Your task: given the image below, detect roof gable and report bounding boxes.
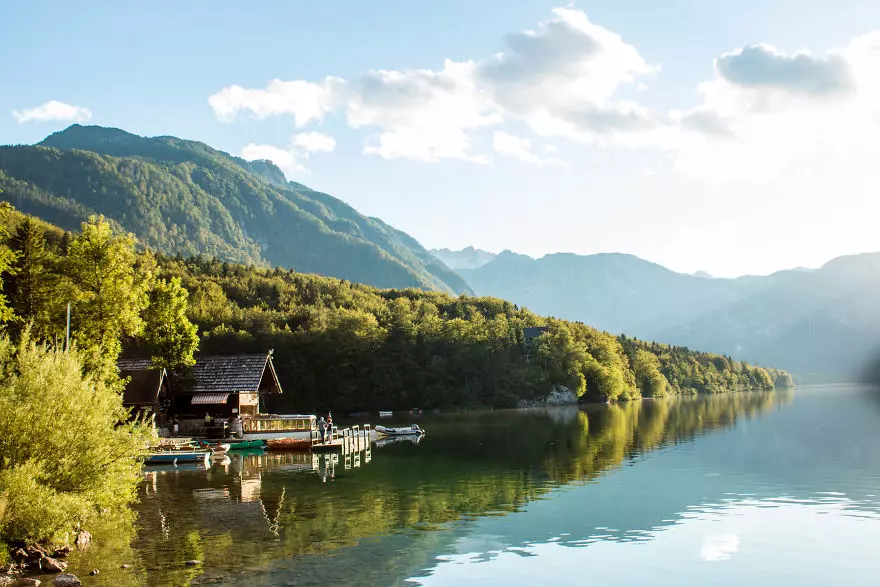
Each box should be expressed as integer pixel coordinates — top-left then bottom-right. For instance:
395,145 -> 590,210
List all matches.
179,353 -> 282,395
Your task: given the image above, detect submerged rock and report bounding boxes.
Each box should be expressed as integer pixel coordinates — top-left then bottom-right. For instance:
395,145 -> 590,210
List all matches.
14,578 -> 41,586
185,560 -> 202,566
51,576 -> 80,587
87,570 -> 98,576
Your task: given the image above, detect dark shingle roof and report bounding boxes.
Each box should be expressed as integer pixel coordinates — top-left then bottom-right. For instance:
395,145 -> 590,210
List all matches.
182,354 -> 281,395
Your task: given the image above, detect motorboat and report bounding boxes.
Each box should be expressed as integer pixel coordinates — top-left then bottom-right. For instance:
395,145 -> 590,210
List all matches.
378,411 -> 393,417
375,424 -> 425,437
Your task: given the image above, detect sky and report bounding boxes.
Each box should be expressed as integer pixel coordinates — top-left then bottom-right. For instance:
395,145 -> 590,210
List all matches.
3,0 -> 880,277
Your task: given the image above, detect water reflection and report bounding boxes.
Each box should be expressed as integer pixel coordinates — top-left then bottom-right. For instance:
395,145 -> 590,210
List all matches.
62,389 -> 845,586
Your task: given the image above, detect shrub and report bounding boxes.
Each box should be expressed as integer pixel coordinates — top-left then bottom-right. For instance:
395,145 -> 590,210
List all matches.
0,335 -> 151,544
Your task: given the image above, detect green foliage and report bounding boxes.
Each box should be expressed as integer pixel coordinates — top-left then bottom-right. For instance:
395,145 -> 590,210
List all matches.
0,124 -> 471,294
143,277 -> 199,370
0,335 -> 151,544
632,349 -> 669,397
0,202 -> 19,323
66,216 -> 150,376
5,216 -> 65,338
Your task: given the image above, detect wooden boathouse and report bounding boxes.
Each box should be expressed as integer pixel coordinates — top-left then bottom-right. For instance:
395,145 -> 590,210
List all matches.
119,351 -> 283,434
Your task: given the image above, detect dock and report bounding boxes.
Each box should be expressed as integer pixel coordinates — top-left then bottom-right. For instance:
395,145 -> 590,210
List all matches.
311,424 -> 373,455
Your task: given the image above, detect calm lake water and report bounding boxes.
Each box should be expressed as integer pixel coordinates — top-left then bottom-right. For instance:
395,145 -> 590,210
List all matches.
63,386 -> 880,586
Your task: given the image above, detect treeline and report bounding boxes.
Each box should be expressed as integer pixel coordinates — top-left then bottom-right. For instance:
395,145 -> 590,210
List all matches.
0,209 -> 792,416
158,256 -> 792,413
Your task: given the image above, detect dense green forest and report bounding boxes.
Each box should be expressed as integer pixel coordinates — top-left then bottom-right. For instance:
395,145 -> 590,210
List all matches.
0,124 -> 470,294
0,208 -> 791,414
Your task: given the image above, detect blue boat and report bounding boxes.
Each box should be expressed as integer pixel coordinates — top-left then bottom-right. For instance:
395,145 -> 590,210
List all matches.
145,451 -> 211,466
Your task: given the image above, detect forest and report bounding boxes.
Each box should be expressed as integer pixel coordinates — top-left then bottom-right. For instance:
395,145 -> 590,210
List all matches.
0,208 -> 792,414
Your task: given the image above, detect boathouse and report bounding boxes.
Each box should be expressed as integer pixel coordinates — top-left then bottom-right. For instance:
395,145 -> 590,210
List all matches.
118,351 -> 283,433
118,358 -> 170,416
173,351 -> 283,418
523,326 -> 550,358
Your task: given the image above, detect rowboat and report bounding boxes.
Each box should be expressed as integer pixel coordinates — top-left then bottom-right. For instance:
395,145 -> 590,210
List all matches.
265,437 -> 312,451
226,439 -> 266,451
145,451 -> 211,466
375,424 -> 425,437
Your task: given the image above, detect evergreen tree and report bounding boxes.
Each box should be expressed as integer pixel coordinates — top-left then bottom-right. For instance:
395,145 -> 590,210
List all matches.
0,202 -> 19,323
6,217 -> 55,337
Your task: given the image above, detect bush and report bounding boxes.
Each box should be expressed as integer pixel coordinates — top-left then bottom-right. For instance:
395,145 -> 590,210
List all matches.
0,335 -> 151,544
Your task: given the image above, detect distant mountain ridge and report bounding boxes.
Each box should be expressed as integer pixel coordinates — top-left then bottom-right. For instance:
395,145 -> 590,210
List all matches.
430,246 -> 497,270
458,249 -> 880,381
0,124 -> 471,294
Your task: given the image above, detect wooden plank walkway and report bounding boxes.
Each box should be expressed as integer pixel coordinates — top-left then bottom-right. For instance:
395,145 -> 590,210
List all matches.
311,424 -> 372,455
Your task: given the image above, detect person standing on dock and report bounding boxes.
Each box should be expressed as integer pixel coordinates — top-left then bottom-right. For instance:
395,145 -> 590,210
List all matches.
318,416 -> 326,443
326,415 -> 333,443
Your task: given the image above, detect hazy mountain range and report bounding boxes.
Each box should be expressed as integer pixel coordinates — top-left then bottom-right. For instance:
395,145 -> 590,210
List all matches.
451,249 -> 880,382
0,125 -> 470,294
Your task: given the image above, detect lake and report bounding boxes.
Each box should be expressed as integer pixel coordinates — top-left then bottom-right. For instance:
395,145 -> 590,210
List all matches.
62,385 -> 880,586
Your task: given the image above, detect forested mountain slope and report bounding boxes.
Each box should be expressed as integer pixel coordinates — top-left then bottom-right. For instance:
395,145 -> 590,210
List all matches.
459,250 -> 880,381
0,124 -> 470,294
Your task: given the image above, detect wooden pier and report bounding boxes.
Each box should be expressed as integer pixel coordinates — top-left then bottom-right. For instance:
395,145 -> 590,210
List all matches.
311,424 -> 372,456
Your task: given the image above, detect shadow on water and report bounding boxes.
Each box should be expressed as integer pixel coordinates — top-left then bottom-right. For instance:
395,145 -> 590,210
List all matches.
64,391 -> 796,586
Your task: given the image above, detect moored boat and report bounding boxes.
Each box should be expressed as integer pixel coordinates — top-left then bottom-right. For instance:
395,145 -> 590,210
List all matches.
145,451 -> 211,466
240,414 -> 317,441
226,439 -> 266,451
375,424 -> 425,437
378,411 -> 393,417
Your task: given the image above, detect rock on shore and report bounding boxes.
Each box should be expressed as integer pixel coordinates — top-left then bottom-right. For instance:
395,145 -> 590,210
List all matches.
518,386 -> 578,408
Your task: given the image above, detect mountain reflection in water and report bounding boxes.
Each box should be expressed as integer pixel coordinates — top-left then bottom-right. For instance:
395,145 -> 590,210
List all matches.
63,389 -> 880,586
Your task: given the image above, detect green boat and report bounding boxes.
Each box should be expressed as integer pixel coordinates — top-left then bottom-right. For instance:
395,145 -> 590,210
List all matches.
226,439 -> 265,451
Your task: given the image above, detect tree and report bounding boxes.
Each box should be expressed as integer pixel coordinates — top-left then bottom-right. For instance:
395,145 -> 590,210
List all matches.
66,216 -> 150,375
0,202 -> 19,323
143,277 -> 199,370
6,217 -> 57,338
632,349 -> 669,397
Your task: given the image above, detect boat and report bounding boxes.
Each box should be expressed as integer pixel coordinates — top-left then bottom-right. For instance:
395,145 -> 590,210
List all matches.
195,439 -> 231,455
375,424 -> 425,437
265,437 -> 312,451
378,411 -> 393,417
226,439 -> 266,451
145,451 -> 211,466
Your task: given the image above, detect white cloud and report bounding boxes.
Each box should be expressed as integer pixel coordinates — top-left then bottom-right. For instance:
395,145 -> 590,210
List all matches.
208,78 -> 344,127
12,100 -> 92,124
240,143 -> 304,177
672,34 -> 880,183
209,6 -> 880,185
493,131 -> 541,164
240,131 -> 338,179
208,7 -> 656,163
293,131 -> 336,153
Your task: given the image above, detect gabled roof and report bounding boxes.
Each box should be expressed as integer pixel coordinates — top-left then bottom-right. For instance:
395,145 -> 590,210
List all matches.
181,353 -> 282,395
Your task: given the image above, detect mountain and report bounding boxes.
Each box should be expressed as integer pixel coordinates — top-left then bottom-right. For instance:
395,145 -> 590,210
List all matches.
0,124 -> 471,294
459,250 -> 880,381
430,246 -> 497,270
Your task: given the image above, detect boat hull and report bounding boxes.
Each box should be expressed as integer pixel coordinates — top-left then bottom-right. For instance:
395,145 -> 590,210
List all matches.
375,425 -> 425,437
145,451 -> 210,466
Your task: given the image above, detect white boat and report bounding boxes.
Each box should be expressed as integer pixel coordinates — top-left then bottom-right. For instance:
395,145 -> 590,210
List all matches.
378,411 -> 393,417
375,424 -> 425,437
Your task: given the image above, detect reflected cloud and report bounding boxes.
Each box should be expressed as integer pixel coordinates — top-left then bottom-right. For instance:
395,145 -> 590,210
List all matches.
701,533 -> 740,561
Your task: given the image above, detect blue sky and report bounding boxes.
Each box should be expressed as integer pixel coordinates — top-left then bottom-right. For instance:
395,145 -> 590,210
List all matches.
3,0 -> 880,277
